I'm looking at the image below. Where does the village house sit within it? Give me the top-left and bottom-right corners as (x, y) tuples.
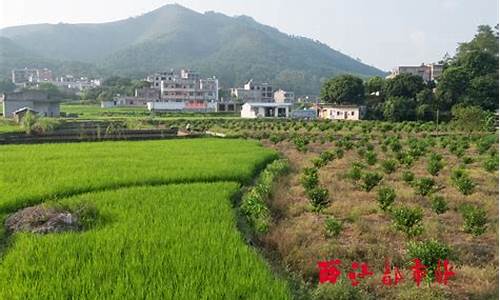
(274, 89), (295, 103)
(11, 68), (53, 86)
(1, 90), (61, 119)
(147, 69), (218, 103)
(231, 80), (274, 103)
(101, 87), (161, 108)
(316, 104), (365, 121)
(240, 102), (292, 119)
(387, 63), (443, 82)
(147, 101), (217, 112)
(216, 102), (242, 113)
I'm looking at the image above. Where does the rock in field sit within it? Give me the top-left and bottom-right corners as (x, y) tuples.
(5, 204), (80, 234)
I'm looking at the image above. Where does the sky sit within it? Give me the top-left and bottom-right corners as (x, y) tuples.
(1, 0), (498, 71)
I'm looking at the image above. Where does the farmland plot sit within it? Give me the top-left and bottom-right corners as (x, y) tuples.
(0, 183), (291, 299)
(0, 138), (277, 210)
(0, 138), (290, 299)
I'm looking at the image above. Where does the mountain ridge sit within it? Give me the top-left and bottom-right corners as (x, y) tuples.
(0, 4), (385, 95)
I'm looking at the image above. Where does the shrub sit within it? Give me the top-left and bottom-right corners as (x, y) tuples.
(293, 136), (309, 152)
(381, 159), (397, 174)
(334, 148), (344, 159)
(320, 151), (335, 163)
(336, 137), (353, 150)
(483, 155), (499, 172)
(451, 168), (475, 195)
(32, 118), (60, 134)
(346, 163), (363, 182)
(414, 177), (435, 196)
(377, 186), (396, 211)
(462, 156), (474, 165)
(241, 190), (270, 233)
(301, 167), (319, 191)
(365, 151), (377, 165)
(401, 154), (415, 167)
(308, 187), (330, 211)
(361, 172), (383, 192)
(477, 134), (497, 154)
(430, 195), (448, 215)
(21, 112), (37, 135)
(427, 157), (444, 176)
(402, 171), (415, 184)
(392, 206), (424, 237)
(407, 240), (451, 280)
(390, 140), (402, 153)
(312, 157), (327, 168)
(241, 159), (289, 233)
(324, 217), (343, 237)
(313, 151), (335, 168)
(269, 134), (282, 144)
(460, 204), (487, 236)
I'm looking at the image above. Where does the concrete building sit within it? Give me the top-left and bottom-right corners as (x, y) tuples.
(316, 104), (365, 121)
(146, 70), (219, 107)
(101, 88), (161, 108)
(101, 97), (149, 108)
(231, 80), (274, 103)
(240, 102), (292, 119)
(1, 91), (61, 118)
(274, 89), (295, 103)
(135, 87), (160, 99)
(53, 75), (101, 91)
(11, 68), (54, 86)
(387, 63), (444, 82)
(147, 101), (217, 113)
(216, 102), (242, 113)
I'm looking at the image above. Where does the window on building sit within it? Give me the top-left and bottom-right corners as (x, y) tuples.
(352, 111), (355, 116)
(337, 111), (341, 115)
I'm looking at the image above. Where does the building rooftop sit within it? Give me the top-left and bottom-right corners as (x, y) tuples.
(2, 90), (60, 102)
(244, 102), (293, 107)
(316, 104), (362, 109)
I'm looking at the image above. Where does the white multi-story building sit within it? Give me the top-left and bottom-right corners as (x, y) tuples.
(147, 69), (219, 110)
(53, 75), (101, 91)
(231, 80), (274, 103)
(274, 89), (295, 103)
(387, 63), (443, 82)
(11, 68), (53, 85)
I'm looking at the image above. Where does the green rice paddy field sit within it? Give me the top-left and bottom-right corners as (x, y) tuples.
(0, 139), (291, 299)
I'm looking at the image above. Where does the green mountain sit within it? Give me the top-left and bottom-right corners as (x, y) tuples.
(0, 4), (384, 95)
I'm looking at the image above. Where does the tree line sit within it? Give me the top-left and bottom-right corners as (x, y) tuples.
(320, 25), (499, 124)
